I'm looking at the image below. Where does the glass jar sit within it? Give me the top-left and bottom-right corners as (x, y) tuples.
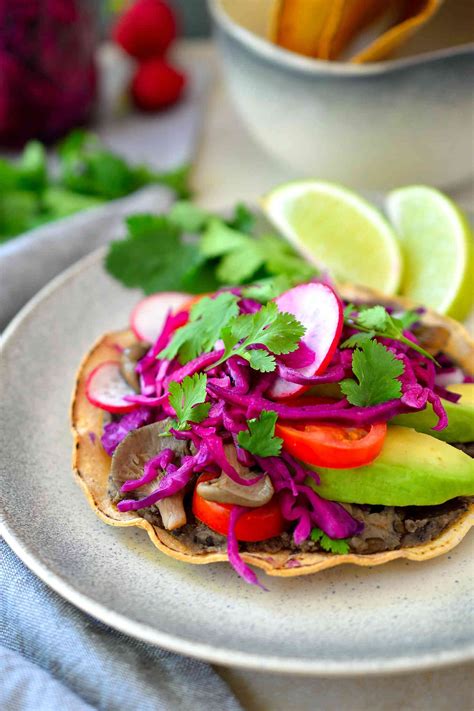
(0, 0), (98, 148)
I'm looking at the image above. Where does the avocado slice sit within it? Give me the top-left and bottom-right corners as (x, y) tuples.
(390, 383), (474, 443)
(307, 425), (474, 506)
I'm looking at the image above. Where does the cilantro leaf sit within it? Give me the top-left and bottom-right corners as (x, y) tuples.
(105, 214), (216, 295)
(149, 164), (192, 200)
(58, 130), (192, 200)
(260, 234), (315, 281)
(160, 292), (240, 363)
(340, 331), (375, 349)
(396, 309), (421, 330)
(201, 220), (316, 286)
(246, 349), (276, 372)
(169, 203), (256, 240)
(167, 373), (211, 431)
(237, 411), (282, 457)
(310, 528), (350, 554)
(169, 201), (210, 232)
(226, 203), (255, 233)
(340, 339), (404, 407)
(357, 305), (389, 331)
(343, 303), (356, 319)
(344, 304), (436, 363)
(241, 275), (294, 303)
(214, 302), (305, 372)
(18, 141), (47, 193)
(218, 248), (265, 284)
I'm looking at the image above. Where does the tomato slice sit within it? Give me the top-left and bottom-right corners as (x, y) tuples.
(192, 473), (285, 542)
(276, 421), (387, 469)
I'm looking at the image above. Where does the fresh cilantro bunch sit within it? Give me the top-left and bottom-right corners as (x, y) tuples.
(106, 214), (219, 294)
(342, 304), (434, 362)
(58, 130), (191, 200)
(0, 141), (48, 241)
(237, 410), (283, 457)
(0, 131), (191, 243)
(310, 528), (350, 554)
(201, 219), (315, 285)
(105, 198), (316, 297)
(341, 339), (404, 407)
(166, 373), (211, 432)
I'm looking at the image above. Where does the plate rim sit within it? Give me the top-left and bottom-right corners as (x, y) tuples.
(1, 247), (473, 676)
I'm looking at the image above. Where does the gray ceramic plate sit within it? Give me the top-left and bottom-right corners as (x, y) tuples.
(1, 250), (473, 675)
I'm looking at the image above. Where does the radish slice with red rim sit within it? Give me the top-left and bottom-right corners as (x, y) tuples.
(269, 282), (344, 399)
(86, 361), (138, 413)
(130, 292), (190, 344)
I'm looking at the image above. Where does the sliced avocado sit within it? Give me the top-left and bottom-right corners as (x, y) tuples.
(390, 383), (474, 443)
(307, 425), (474, 506)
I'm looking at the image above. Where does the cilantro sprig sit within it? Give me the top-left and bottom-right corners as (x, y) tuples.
(342, 304), (435, 362)
(166, 373), (211, 432)
(105, 215), (217, 295)
(212, 301), (306, 373)
(341, 339), (404, 407)
(105, 198), (316, 296)
(0, 130), (191, 243)
(201, 220), (315, 285)
(311, 528), (350, 555)
(241, 275), (295, 303)
(237, 411), (283, 457)
(58, 130), (191, 200)
(160, 292), (240, 363)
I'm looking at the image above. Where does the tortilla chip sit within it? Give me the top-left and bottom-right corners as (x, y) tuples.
(270, 0), (335, 58)
(270, 0), (444, 63)
(71, 288), (473, 578)
(351, 0), (443, 63)
(270, 0), (386, 59)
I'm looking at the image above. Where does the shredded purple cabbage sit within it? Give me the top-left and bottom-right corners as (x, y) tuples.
(117, 454), (201, 512)
(279, 341), (315, 368)
(101, 407), (152, 456)
(121, 449), (174, 493)
(276, 363), (346, 385)
(227, 507), (267, 590)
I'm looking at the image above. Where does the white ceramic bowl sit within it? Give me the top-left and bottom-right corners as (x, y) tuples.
(208, 0), (474, 190)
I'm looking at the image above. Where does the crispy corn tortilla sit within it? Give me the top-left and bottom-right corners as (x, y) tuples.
(270, 0), (444, 63)
(71, 287), (474, 577)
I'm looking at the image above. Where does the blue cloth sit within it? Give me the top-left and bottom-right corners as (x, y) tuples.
(0, 540), (242, 711)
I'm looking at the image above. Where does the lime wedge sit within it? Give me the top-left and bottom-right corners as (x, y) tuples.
(262, 181), (402, 294)
(386, 186), (474, 320)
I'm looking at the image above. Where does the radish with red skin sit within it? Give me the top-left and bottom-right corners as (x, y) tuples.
(269, 283), (344, 400)
(86, 361), (138, 414)
(130, 292), (190, 343)
(113, 0), (177, 60)
(131, 59), (186, 112)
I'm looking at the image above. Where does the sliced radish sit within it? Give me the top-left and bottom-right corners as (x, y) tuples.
(86, 361), (138, 413)
(130, 292), (191, 344)
(269, 283), (343, 400)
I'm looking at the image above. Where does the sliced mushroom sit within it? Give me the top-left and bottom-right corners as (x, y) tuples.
(414, 324), (451, 355)
(196, 444), (274, 507)
(197, 471), (274, 507)
(156, 493), (187, 530)
(109, 419), (191, 530)
(119, 342), (149, 392)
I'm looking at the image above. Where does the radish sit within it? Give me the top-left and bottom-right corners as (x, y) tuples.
(130, 292), (190, 343)
(269, 283), (343, 399)
(86, 361), (138, 413)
